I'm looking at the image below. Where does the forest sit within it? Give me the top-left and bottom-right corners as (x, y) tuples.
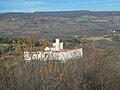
(0, 35), (120, 90)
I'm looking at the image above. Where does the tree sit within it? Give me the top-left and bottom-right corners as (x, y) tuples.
(29, 35), (36, 47)
(40, 39), (49, 51)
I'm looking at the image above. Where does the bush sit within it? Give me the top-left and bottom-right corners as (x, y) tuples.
(4, 45), (14, 53)
(112, 35), (120, 42)
(0, 49), (120, 90)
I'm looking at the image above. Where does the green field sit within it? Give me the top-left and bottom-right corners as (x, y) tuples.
(75, 16), (89, 22)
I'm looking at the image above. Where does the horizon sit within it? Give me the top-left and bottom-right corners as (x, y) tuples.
(0, 0), (120, 13)
(1, 10), (120, 14)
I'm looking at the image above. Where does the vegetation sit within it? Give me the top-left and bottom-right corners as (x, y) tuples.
(0, 11), (120, 39)
(63, 38), (80, 48)
(0, 35), (41, 54)
(0, 11), (120, 90)
(112, 35), (120, 42)
(0, 35), (120, 90)
(75, 16), (89, 22)
(0, 37), (13, 44)
(116, 28), (120, 33)
(0, 47), (120, 90)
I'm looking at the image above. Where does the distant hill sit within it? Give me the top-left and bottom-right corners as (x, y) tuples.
(2, 11), (120, 17)
(0, 11), (120, 39)
(34, 11), (120, 17)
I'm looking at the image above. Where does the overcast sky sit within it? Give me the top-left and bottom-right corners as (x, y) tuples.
(0, 0), (120, 13)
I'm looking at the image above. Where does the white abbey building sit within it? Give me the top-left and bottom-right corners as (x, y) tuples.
(24, 39), (83, 63)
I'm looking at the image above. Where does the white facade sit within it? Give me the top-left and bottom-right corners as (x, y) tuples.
(52, 39), (63, 51)
(24, 39), (83, 62)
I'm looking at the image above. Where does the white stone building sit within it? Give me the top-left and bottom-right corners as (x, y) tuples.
(24, 39), (83, 63)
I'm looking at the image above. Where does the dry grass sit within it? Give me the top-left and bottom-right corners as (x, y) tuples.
(85, 36), (112, 41)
